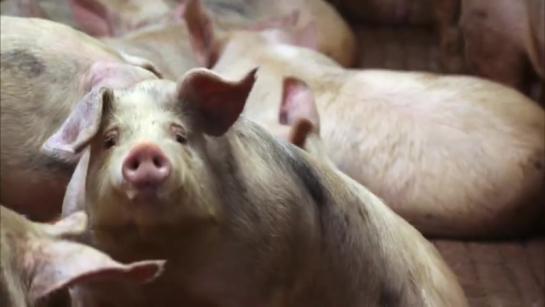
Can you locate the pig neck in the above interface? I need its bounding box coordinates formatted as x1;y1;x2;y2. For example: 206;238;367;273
301;133;336;168
214;42;347;88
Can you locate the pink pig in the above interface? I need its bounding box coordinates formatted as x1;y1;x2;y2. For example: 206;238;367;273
0;16;159;221
181;3;545;238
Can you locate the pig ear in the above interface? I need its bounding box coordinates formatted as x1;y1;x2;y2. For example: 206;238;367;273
183;0;219;68
41;87;112;162
118;52;163;78
288;119;315;149
279;77;320;131
83;61;157;92
62;149;90;218
178;67;257;136
68;0;114;36
29;240;165;304
41;211;87;238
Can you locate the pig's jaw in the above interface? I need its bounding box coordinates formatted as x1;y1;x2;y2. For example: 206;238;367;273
90;152;219;231
112;181;181;220
124;184;172;204
95;176;214;230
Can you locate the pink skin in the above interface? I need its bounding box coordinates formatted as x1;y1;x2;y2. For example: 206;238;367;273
279;77;320;128
122;144;172;194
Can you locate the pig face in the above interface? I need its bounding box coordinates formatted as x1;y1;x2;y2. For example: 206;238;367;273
83;81;215;227
43;68;256;228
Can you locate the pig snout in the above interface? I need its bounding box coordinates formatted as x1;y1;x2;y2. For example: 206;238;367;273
122;144;171;190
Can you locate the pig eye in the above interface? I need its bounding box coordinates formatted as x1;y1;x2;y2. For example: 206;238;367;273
171;124;187;144
176;134;187;144
103;129;119;149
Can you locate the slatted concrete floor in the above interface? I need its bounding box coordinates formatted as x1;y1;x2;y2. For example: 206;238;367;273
435;238;544;307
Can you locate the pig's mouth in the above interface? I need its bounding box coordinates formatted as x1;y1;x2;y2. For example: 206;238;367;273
122;184;172;207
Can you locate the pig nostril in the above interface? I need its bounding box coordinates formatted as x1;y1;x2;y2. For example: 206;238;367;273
130;160;140;171
153;156;163;168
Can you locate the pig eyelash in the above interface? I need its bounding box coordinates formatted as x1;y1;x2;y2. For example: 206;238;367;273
103;129;119;149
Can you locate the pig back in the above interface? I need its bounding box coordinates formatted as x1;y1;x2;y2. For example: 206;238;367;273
103;23;200;80
0;16;141;221
321;70;545;237
204;0;357;66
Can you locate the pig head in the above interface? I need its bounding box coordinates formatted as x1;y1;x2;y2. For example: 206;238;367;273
0;205;164;307
40;68;273;306
43;67;257;230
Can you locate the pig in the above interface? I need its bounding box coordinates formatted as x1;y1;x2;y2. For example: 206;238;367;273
182;6;545;238
100;22;201;81
68;0;202;80
460;0;545;102
0;16;160;221
68;0;358;67
1;0;76;27
0;0;198;80
1;0;48;19
0;205;164;307
68;0;182;36
41;65;468;306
